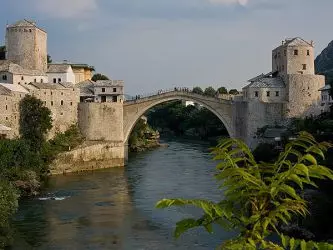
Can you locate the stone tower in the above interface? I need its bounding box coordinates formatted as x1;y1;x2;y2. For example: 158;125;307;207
272;38;324;117
6;19;47;72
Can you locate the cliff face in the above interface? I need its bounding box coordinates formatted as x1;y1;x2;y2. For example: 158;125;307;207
315;40;333;83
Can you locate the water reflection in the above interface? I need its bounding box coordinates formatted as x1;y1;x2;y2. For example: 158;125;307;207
12;139;235;249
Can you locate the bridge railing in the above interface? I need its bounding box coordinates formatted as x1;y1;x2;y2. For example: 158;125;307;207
125;88;232;101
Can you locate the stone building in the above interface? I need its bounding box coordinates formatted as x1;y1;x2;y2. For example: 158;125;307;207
0;83;29;138
25;82;80;137
47;63;76;84
6;19;47;73
237;37;325;147
77;79;124;103
0;20;81;139
319;84;332;112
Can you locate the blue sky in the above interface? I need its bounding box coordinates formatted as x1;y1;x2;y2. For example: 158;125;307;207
0;0;332;95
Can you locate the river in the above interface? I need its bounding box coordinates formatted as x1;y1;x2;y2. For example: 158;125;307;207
11;138;235;249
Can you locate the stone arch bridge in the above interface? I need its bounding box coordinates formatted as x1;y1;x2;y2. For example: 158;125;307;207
123;90;234;142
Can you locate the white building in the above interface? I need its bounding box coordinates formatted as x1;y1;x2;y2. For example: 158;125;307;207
77;79;124;103
47;63;76;84
319;84;332;112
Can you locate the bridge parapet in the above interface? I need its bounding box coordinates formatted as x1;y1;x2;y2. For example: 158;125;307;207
125;89;232;105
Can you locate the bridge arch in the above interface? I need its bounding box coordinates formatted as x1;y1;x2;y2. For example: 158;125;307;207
123;91;234;143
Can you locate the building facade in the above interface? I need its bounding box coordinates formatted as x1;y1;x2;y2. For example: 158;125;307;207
47;63;76;84
6;19;47;73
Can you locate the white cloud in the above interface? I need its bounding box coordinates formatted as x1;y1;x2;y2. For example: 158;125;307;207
33;0;98;19
208;0;249;6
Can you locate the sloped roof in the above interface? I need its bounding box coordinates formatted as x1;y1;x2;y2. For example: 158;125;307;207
0;60;46;76
243;76;285;89
47;64;71;73
28;82;66;90
94;80;124;87
76;80;95;97
0;83;29;93
8;19;36;28
283;37;313;47
319;84;331;91
59;82;75;88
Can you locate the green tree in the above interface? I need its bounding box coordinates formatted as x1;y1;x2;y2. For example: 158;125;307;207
47;54;52;64
156;132;333;249
19;95;52;151
204;87;216;97
0;180;19;248
92;73;109;81
229;89;239;95
217;87;228;95
192;87;204;95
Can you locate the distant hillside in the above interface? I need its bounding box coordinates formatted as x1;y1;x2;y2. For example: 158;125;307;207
315;40;333;83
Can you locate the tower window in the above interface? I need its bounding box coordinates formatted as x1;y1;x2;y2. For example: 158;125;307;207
307;50;310;56
41;79;43;83
266;91;270;97
294;49;298;55
60;100;64;105
53;78;56;83
255;91;259;97
276;91;279;97
5;105;7;110
21;76;24;80
70;102;73;106
58;78;61;83
34;78;37;82
302;64;307;70
51;101;53;106
113;88;117;92
2;75;7;81
102;88;105;93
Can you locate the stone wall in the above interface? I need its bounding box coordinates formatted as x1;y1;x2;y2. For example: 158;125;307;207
28;87;80;138
78;102;124;141
285;74;325;118
234;101;284;148
49;141;125;175
6;26;47;72
0;90;26;138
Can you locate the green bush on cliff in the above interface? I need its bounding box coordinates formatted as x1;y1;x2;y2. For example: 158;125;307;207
0;180;19;249
19;95;52;151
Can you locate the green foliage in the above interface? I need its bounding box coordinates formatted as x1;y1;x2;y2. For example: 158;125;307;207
253;143;280;163
156;132;333;249
19;95;52;151
192;86;204;95
204;86;217;97
147;101;228;138
47;54;52;63
0;180;19;249
217;87;228;95
229;89;239;95
92;73;109;81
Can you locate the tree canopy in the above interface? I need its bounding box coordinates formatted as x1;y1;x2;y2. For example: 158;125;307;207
192;86;204;95
217;87;228;95
19;95;52;151
229;89;239;95
47;54;52;64
204;87;216;97
92;73;109;82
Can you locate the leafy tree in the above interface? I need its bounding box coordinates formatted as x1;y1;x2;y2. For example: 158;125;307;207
229;89;239;95
192;87;204;95
204;87;216;97
217;87;228;95
19;95;52;151
0;180;18;249
156;132;333;249
47;54;52;64
92;73;109;81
